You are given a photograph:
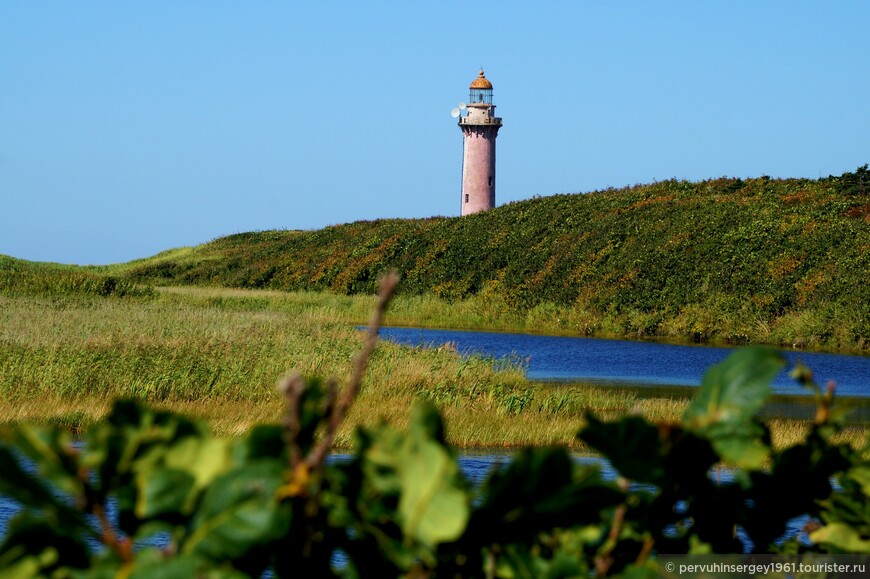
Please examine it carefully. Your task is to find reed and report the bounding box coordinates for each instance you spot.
[1,286,864,448]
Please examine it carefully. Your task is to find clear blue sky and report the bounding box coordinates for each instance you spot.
[2,2,868,265]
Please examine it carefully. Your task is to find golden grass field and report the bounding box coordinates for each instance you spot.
[0,285,865,450]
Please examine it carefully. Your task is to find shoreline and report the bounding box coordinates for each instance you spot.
[3,389,866,452]
[375,319,870,357]
[2,285,867,450]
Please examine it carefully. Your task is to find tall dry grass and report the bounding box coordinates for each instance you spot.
[1,286,863,449]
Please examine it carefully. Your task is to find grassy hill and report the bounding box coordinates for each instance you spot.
[112,168,869,352]
[7,167,868,352]
[0,254,153,299]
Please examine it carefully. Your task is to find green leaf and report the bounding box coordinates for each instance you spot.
[491,543,540,578]
[132,520,175,543]
[683,348,783,429]
[129,550,249,579]
[847,465,870,497]
[810,522,870,553]
[701,420,770,469]
[182,460,288,566]
[135,467,196,519]
[237,424,286,462]
[11,426,81,496]
[0,511,90,573]
[682,348,782,468]
[0,444,61,508]
[398,405,469,548]
[468,447,621,547]
[129,551,249,579]
[0,445,88,532]
[618,562,660,579]
[349,406,469,570]
[83,399,204,508]
[0,549,57,579]
[579,415,665,484]
[362,428,404,496]
[164,436,231,494]
[127,426,231,522]
[708,431,769,469]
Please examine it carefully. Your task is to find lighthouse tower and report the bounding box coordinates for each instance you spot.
[457,70,502,215]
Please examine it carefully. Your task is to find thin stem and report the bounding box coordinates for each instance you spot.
[277,372,306,468]
[307,272,399,469]
[94,503,132,563]
[596,477,629,577]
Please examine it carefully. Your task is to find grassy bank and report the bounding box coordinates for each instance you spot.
[1,279,866,449]
[111,168,870,353]
[0,285,635,446]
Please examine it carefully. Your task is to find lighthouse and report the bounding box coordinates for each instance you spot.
[454,69,502,215]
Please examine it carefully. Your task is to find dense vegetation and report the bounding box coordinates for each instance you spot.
[4,267,690,446]
[3,318,870,576]
[2,263,858,449]
[0,256,152,300]
[116,167,870,352]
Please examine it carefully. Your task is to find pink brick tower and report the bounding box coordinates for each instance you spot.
[457,70,502,215]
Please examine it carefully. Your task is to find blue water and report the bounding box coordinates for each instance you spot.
[377,327,870,397]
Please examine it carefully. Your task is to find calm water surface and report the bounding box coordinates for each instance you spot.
[378,327,870,397]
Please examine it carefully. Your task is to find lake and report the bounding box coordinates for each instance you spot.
[377,327,870,397]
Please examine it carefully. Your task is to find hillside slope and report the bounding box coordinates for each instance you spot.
[120,169,869,351]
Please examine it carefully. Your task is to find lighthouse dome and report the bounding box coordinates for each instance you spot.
[469,70,493,89]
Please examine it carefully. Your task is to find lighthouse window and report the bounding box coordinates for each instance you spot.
[488,176,493,187]
[465,194,469,203]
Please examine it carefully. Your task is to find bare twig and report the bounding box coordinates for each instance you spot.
[486,547,496,579]
[306,272,400,469]
[595,477,629,577]
[277,372,306,468]
[635,536,654,566]
[323,378,339,424]
[814,380,836,425]
[94,503,132,563]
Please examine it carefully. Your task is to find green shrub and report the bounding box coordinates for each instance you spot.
[0,258,154,299]
[115,167,870,352]
[2,344,869,576]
